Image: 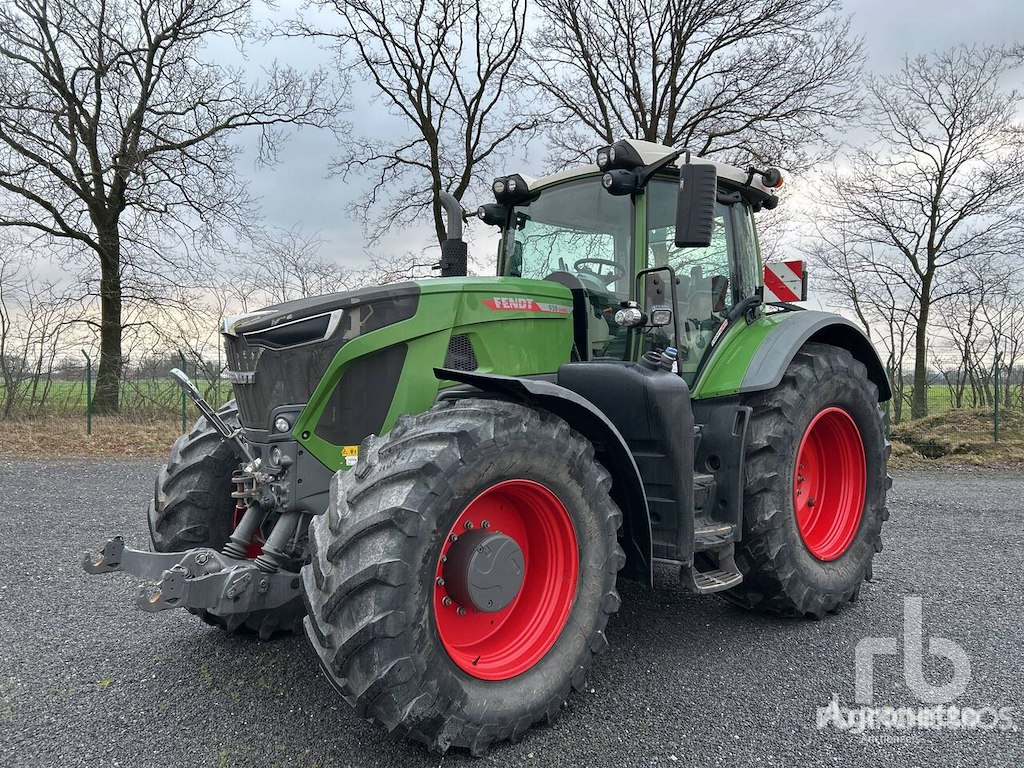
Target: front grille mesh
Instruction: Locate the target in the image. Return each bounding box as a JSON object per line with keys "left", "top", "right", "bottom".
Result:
{"left": 224, "top": 338, "right": 267, "bottom": 427}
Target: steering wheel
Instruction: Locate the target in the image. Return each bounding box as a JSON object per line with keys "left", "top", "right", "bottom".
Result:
{"left": 573, "top": 258, "right": 626, "bottom": 287}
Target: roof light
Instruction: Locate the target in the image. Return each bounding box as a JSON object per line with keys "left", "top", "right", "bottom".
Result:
{"left": 476, "top": 203, "right": 507, "bottom": 226}
{"left": 600, "top": 169, "right": 640, "bottom": 196}
{"left": 761, "top": 167, "right": 784, "bottom": 189}
{"left": 491, "top": 174, "right": 534, "bottom": 204}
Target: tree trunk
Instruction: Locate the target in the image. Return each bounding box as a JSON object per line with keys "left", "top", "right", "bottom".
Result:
{"left": 93, "top": 226, "right": 123, "bottom": 414}
{"left": 911, "top": 282, "right": 932, "bottom": 420}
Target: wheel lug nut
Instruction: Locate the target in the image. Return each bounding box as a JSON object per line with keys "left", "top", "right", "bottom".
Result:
{"left": 464, "top": 521, "right": 473, "bottom": 530}
{"left": 442, "top": 596, "right": 453, "bottom": 606}
{"left": 808, "top": 499, "right": 816, "bottom": 507}
{"left": 457, "top": 606, "right": 467, "bottom": 616}
{"left": 441, "top": 555, "right": 447, "bottom": 563}
{"left": 449, "top": 533, "right": 458, "bottom": 542}
{"left": 481, "top": 520, "right": 490, "bottom": 529}
{"left": 436, "top": 577, "right": 445, "bottom": 586}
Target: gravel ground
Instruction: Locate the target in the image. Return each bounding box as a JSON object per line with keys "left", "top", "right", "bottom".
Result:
{"left": 1, "top": 459, "right": 1021, "bottom": 768}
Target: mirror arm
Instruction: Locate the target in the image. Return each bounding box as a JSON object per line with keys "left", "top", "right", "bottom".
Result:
{"left": 637, "top": 148, "right": 689, "bottom": 188}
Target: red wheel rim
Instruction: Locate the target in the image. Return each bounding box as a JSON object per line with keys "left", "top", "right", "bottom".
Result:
{"left": 793, "top": 407, "right": 866, "bottom": 561}
{"left": 434, "top": 479, "right": 579, "bottom": 680}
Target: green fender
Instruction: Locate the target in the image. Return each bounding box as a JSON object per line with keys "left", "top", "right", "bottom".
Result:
{"left": 692, "top": 310, "right": 892, "bottom": 402}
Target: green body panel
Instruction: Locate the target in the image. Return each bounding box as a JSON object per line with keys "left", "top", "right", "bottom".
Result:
{"left": 294, "top": 277, "right": 575, "bottom": 471}
{"left": 689, "top": 314, "right": 785, "bottom": 399}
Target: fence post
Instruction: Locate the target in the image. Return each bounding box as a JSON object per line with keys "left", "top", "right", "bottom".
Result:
{"left": 883, "top": 363, "right": 892, "bottom": 438}
{"left": 993, "top": 351, "right": 1001, "bottom": 443}
{"left": 81, "top": 349, "right": 93, "bottom": 436}
{"left": 179, "top": 350, "right": 187, "bottom": 434}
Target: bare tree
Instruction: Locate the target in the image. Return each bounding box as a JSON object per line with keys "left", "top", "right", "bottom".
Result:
{"left": 0, "top": 0, "right": 341, "bottom": 412}
{"left": 981, "top": 270, "right": 1024, "bottom": 410}
{"left": 0, "top": 246, "right": 82, "bottom": 417}
{"left": 292, "top": 0, "right": 537, "bottom": 245}
{"left": 808, "top": 235, "right": 916, "bottom": 421}
{"left": 525, "top": 0, "right": 862, "bottom": 169}
{"left": 228, "top": 225, "right": 354, "bottom": 309}
{"left": 811, "top": 45, "right": 1024, "bottom": 419}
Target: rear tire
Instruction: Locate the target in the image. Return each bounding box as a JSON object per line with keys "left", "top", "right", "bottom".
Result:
{"left": 302, "top": 398, "right": 625, "bottom": 755}
{"left": 722, "top": 343, "right": 890, "bottom": 618}
{"left": 148, "top": 402, "right": 306, "bottom": 638}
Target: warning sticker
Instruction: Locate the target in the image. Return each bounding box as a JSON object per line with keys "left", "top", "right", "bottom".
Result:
{"left": 342, "top": 445, "right": 359, "bottom": 467}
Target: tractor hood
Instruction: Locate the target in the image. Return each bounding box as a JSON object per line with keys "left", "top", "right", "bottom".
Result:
{"left": 224, "top": 282, "right": 422, "bottom": 344}
{"left": 222, "top": 282, "right": 422, "bottom": 429}
{"left": 221, "top": 277, "right": 576, "bottom": 431}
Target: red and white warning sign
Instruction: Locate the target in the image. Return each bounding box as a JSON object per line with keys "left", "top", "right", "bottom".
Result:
{"left": 763, "top": 260, "right": 807, "bottom": 303}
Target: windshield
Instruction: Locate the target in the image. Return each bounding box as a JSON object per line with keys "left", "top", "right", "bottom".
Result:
{"left": 503, "top": 179, "right": 634, "bottom": 359}
{"left": 503, "top": 179, "right": 633, "bottom": 300}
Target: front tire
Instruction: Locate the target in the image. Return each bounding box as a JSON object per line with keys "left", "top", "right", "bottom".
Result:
{"left": 302, "top": 398, "right": 625, "bottom": 754}
{"left": 723, "top": 343, "right": 890, "bottom": 618}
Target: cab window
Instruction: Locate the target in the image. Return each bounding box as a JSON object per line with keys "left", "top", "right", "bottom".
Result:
{"left": 504, "top": 179, "right": 632, "bottom": 300}
{"left": 646, "top": 178, "right": 757, "bottom": 380}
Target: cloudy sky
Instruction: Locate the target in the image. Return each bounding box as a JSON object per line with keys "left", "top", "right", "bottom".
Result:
{"left": 231, "top": 0, "right": 1024, "bottom": 271}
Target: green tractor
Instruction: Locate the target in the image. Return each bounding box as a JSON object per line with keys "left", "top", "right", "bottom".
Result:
{"left": 84, "top": 139, "right": 891, "bottom": 754}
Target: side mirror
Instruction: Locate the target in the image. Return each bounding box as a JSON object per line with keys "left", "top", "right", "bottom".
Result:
{"left": 763, "top": 260, "right": 808, "bottom": 303}
{"left": 675, "top": 163, "right": 717, "bottom": 248}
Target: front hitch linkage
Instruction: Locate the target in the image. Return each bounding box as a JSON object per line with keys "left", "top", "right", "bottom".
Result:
{"left": 81, "top": 537, "right": 301, "bottom": 616}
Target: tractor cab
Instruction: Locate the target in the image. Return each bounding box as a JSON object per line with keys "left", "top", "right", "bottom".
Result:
{"left": 482, "top": 139, "right": 783, "bottom": 382}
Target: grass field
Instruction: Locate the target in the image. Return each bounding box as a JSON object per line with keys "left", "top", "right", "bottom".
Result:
{"left": 0, "top": 416, "right": 184, "bottom": 457}
{"left": 2, "top": 378, "right": 233, "bottom": 420}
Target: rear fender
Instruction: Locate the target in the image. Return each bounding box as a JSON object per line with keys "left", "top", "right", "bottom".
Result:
{"left": 740, "top": 312, "right": 892, "bottom": 400}
{"left": 435, "top": 368, "right": 653, "bottom": 586}
{"left": 695, "top": 310, "right": 891, "bottom": 402}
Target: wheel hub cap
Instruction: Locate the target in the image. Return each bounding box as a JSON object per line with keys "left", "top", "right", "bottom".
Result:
{"left": 442, "top": 530, "right": 524, "bottom": 613}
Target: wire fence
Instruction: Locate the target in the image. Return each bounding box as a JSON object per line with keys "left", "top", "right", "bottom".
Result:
{"left": 886, "top": 380, "right": 1023, "bottom": 458}
{"left": 4, "top": 360, "right": 1022, "bottom": 459}
{"left": 0, "top": 356, "right": 232, "bottom": 431}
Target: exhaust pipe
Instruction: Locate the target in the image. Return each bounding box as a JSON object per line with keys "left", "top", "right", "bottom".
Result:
{"left": 438, "top": 191, "right": 468, "bottom": 277}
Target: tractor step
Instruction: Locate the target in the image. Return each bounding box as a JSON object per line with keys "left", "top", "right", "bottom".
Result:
{"left": 693, "top": 520, "right": 736, "bottom": 552}
{"left": 693, "top": 472, "right": 715, "bottom": 512}
{"left": 680, "top": 542, "right": 743, "bottom": 594}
